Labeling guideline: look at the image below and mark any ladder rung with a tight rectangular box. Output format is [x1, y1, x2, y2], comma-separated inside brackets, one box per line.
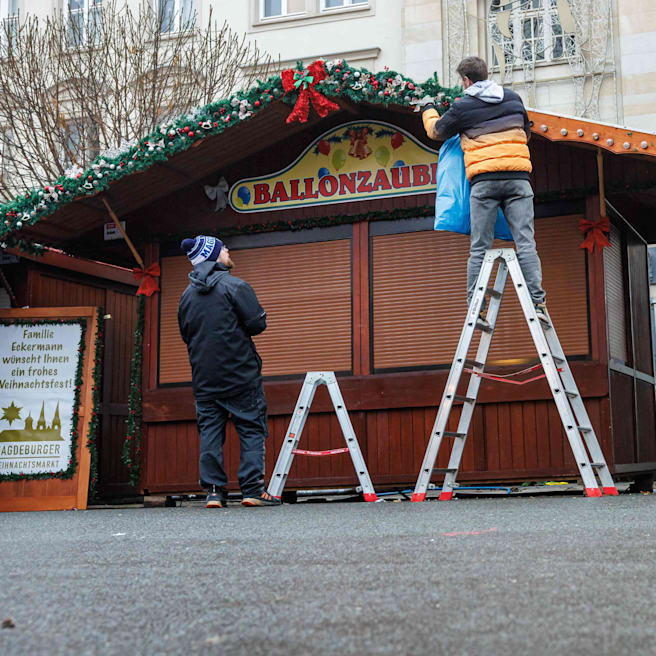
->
[443, 431, 466, 438]
[454, 395, 476, 403]
[432, 468, 457, 474]
[577, 426, 593, 433]
[485, 287, 502, 299]
[590, 462, 607, 468]
[552, 355, 565, 364]
[476, 322, 493, 334]
[464, 359, 484, 369]
[565, 390, 579, 399]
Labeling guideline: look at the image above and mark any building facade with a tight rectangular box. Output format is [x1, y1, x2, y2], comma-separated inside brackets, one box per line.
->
[6, 1, 655, 128]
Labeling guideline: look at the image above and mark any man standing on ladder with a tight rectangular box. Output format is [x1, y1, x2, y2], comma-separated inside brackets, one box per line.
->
[178, 235, 281, 508]
[420, 56, 548, 323]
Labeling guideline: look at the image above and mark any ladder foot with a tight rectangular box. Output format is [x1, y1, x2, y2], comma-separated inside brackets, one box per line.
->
[585, 487, 602, 497]
[411, 492, 426, 502]
[438, 490, 454, 501]
[603, 486, 619, 496]
[363, 493, 378, 502]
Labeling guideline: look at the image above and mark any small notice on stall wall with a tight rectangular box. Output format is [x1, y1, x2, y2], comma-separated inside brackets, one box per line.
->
[104, 221, 125, 240]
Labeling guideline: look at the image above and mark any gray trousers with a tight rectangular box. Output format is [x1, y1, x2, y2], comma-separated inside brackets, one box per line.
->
[468, 179, 546, 305]
[195, 382, 268, 497]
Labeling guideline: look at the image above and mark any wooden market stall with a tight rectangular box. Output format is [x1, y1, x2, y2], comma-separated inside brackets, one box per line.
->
[2, 63, 655, 496]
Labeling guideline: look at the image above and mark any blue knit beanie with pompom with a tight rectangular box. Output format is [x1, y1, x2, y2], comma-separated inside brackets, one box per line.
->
[180, 235, 223, 265]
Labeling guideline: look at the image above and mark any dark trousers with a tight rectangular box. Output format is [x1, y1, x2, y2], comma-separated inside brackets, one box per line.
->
[195, 382, 268, 497]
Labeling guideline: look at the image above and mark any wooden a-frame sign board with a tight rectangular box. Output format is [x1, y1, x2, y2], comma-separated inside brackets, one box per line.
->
[0, 306, 99, 512]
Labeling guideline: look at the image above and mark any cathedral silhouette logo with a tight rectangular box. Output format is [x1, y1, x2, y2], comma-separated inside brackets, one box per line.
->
[0, 401, 64, 443]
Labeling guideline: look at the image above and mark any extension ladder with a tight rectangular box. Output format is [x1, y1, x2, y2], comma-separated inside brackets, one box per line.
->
[412, 248, 618, 501]
[267, 371, 378, 502]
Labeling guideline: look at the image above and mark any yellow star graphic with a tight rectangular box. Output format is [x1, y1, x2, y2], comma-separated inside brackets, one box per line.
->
[1, 401, 22, 426]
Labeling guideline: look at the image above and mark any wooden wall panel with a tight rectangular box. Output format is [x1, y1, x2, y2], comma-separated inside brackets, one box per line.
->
[159, 239, 352, 382]
[372, 216, 589, 369]
[26, 269, 138, 495]
[636, 379, 656, 463]
[30, 273, 106, 308]
[141, 397, 609, 493]
[627, 233, 654, 375]
[610, 370, 636, 465]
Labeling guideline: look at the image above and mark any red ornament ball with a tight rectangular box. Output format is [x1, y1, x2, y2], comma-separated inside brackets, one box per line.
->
[188, 131, 194, 137]
[254, 100, 261, 107]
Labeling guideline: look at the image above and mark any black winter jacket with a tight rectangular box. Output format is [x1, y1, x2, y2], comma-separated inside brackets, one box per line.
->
[178, 261, 266, 399]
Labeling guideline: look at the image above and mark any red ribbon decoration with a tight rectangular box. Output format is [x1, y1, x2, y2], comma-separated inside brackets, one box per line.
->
[281, 60, 340, 124]
[579, 216, 611, 252]
[133, 263, 161, 296]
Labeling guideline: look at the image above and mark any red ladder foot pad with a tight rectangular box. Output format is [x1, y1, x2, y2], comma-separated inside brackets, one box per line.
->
[603, 487, 619, 495]
[411, 493, 426, 502]
[439, 491, 454, 500]
[585, 487, 602, 497]
[363, 493, 378, 502]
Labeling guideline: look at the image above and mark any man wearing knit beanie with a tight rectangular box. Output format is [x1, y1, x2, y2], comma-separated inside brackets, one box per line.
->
[177, 235, 281, 508]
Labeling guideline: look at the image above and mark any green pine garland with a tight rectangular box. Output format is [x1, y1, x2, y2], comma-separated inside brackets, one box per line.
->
[86, 308, 104, 500]
[122, 295, 144, 487]
[0, 60, 460, 246]
[0, 318, 86, 483]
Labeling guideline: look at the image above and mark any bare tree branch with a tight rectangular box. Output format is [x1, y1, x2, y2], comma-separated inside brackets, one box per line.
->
[0, 2, 275, 200]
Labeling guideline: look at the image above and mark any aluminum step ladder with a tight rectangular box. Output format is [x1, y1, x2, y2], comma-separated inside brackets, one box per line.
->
[267, 371, 378, 502]
[412, 248, 618, 502]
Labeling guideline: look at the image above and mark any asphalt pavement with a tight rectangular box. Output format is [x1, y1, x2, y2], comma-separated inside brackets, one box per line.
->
[1, 494, 655, 656]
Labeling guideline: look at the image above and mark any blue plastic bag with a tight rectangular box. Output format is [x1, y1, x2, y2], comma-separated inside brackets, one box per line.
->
[433, 135, 513, 241]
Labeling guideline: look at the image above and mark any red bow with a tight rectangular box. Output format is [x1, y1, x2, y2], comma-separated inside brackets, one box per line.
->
[133, 263, 161, 296]
[579, 216, 611, 253]
[281, 60, 339, 124]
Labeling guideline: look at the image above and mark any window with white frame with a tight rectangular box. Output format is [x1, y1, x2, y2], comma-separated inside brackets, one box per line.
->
[321, 0, 367, 10]
[157, 0, 194, 34]
[61, 119, 99, 166]
[0, 127, 15, 180]
[67, 0, 103, 47]
[260, 0, 305, 20]
[489, 0, 574, 68]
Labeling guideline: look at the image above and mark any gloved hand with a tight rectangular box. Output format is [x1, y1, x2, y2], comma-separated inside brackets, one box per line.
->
[412, 95, 435, 112]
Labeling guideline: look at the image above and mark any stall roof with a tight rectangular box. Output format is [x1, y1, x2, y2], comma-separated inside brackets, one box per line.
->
[2, 61, 656, 262]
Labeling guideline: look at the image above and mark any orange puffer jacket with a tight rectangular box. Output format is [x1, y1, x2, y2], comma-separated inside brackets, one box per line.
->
[422, 87, 532, 183]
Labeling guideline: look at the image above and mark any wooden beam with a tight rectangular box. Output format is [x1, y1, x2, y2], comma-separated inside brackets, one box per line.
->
[101, 197, 144, 268]
[529, 110, 656, 158]
[597, 149, 607, 218]
[7, 246, 137, 286]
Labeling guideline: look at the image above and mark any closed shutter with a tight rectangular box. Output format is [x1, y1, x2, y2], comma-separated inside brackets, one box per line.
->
[372, 215, 589, 370]
[158, 240, 352, 383]
[604, 223, 629, 363]
[235, 240, 352, 376]
[159, 256, 193, 384]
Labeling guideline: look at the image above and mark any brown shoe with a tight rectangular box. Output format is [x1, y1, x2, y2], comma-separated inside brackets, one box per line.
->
[241, 491, 282, 507]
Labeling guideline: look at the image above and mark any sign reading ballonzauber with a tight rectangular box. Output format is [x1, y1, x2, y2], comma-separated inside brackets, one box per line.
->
[0, 323, 82, 476]
[229, 120, 438, 213]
